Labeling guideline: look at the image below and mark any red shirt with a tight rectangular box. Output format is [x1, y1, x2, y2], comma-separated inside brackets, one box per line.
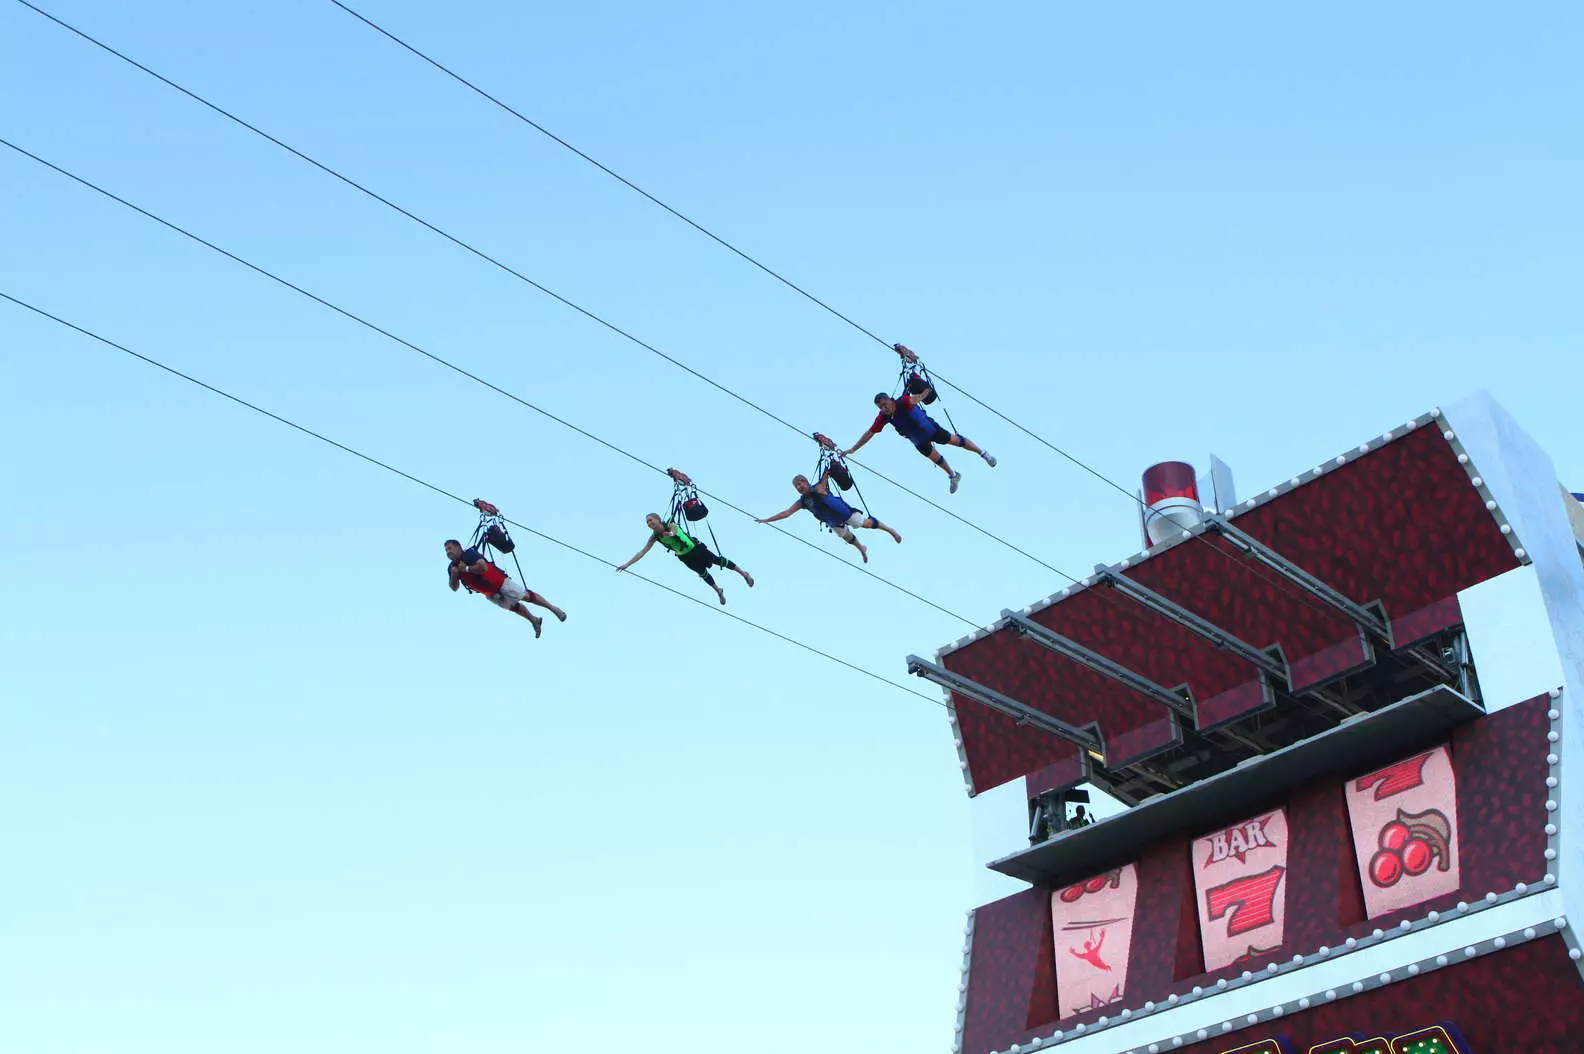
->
[454, 548, 508, 595]
[870, 392, 919, 434]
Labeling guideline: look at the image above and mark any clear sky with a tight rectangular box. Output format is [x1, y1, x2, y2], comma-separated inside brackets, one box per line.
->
[2, 3, 1580, 1052]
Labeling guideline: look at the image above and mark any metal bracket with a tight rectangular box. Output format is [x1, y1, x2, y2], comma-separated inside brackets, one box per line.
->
[1093, 565, 1287, 680]
[998, 611, 1196, 721]
[1204, 515, 1393, 641]
[1205, 516, 1459, 681]
[1095, 565, 1360, 717]
[906, 655, 1105, 756]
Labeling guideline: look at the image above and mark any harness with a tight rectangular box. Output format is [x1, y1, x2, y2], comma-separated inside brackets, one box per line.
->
[810, 432, 875, 535]
[461, 498, 527, 594]
[665, 468, 727, 561]
[800, 489, 854, 527]
[892, 347, 959, 437]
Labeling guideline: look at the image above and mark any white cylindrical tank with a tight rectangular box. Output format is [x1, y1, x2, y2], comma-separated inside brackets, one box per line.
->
[1142, 461, 1205, 546]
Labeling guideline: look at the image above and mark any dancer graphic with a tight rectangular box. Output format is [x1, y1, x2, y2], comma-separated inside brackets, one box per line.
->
[1068, 928, 1111, 972]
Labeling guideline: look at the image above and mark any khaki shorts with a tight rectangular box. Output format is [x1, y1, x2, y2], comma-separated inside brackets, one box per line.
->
[487, 577, 529, 610]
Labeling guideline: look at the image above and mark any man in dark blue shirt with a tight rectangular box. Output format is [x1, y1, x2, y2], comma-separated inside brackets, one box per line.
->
[756, 472, 901, 563]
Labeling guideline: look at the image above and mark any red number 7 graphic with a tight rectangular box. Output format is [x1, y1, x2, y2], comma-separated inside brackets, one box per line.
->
[1355, 752, 1433, 802]
[1204, 865, 1286, 937]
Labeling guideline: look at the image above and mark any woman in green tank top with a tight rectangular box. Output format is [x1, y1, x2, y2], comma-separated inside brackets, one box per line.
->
[616, 513, 754, 605]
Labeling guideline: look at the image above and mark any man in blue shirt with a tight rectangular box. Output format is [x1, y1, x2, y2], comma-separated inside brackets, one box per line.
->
[756, 473, 901, 563]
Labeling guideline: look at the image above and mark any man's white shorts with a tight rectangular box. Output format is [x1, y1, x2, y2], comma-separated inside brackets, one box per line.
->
[488, 578, 529, 610]
[842, 511, 866, 528]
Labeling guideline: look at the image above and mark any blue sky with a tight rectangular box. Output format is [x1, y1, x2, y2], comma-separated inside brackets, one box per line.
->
[2, 3, 1580, 1052]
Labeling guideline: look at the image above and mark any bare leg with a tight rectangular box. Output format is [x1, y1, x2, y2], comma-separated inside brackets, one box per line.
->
[838, 527, 870, 563]
[950, 434, 995, 466]
[863, 516, 902, 543]
[523, 590, 567, 622]
[511, 602, 544, 637]
[719, 557, 754, 587]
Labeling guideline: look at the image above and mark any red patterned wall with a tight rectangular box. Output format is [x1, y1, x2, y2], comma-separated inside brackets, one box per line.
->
[958, 696, 1554, 1054]
[1174, 936, 1584, 1053]
[944, 422, 1520, 795]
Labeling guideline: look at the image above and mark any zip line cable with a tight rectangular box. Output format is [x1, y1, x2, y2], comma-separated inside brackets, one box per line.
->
[5, 10, 1340, 684]
[0, 289, 950, 710]
[13, 0, 1072, 581]
[8, 133, 1290, 723]
[5, 131, 1267, 739]
[325, 0, 892, 349]
[322, 0, 1159, 505]
[0, 135, 989, 633]
[313, 0, 1347, 620]
[14, 3, 1376, 680]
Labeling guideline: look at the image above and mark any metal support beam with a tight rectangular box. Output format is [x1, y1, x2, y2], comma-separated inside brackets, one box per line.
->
[1206, 516, 1458, 682]
[1095, 564, 1359, 717]
[1093, 565, 1287, 679]
[998, 611, 1196, 721]
[1204, 515, 1393, 640]
[905, 655, 1105, 756]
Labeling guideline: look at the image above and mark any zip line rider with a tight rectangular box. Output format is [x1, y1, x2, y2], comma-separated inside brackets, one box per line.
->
[756, 471, 901, 564]
[843, 345, 995, 494]
[445, 538, 567, 637]
[618, 514, 754, 605]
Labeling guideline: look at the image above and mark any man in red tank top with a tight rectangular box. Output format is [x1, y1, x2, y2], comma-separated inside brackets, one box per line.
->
[445, 539, 566, 637]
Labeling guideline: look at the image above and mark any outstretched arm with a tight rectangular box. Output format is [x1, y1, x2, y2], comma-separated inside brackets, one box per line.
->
[617, 537, 656, 571]
[843, 428, 878, 457]
[756, 501, 803, 524]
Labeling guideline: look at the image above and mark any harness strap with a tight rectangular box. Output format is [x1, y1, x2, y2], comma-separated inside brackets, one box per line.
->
[898, 359, 958, 436]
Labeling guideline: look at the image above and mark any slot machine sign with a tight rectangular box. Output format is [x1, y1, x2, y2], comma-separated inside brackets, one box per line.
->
[1050, 863, 1140, 1020]
[1344, 746, 1461, 918]
[1192, 809, 1290, 971]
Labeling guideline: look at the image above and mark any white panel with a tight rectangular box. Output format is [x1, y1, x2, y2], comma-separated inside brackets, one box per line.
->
[1442, 394, 1584, 977]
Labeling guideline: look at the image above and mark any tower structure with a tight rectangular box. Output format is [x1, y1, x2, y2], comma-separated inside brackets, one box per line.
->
[913, 393, 1584, 1053]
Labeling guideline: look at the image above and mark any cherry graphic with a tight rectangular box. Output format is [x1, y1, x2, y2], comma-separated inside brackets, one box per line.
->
[1369, 849, 1403, 888]
[1378, 821, 1411, 852]
[1401, 838, 1434, 876]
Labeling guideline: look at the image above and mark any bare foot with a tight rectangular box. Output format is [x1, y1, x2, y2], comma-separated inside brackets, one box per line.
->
[530, 615, 543, 638]
[858, 544, 869, 564]
[742, 570, 755, 587]
[888, 527, 902, 543]
[716, 588, 727, 605]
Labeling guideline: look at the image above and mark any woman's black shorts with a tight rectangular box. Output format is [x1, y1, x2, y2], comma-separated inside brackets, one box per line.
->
[678, 544, 724, 576]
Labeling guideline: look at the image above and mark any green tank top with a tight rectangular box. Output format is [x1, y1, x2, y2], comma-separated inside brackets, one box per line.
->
[655, 525, 696, 555]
